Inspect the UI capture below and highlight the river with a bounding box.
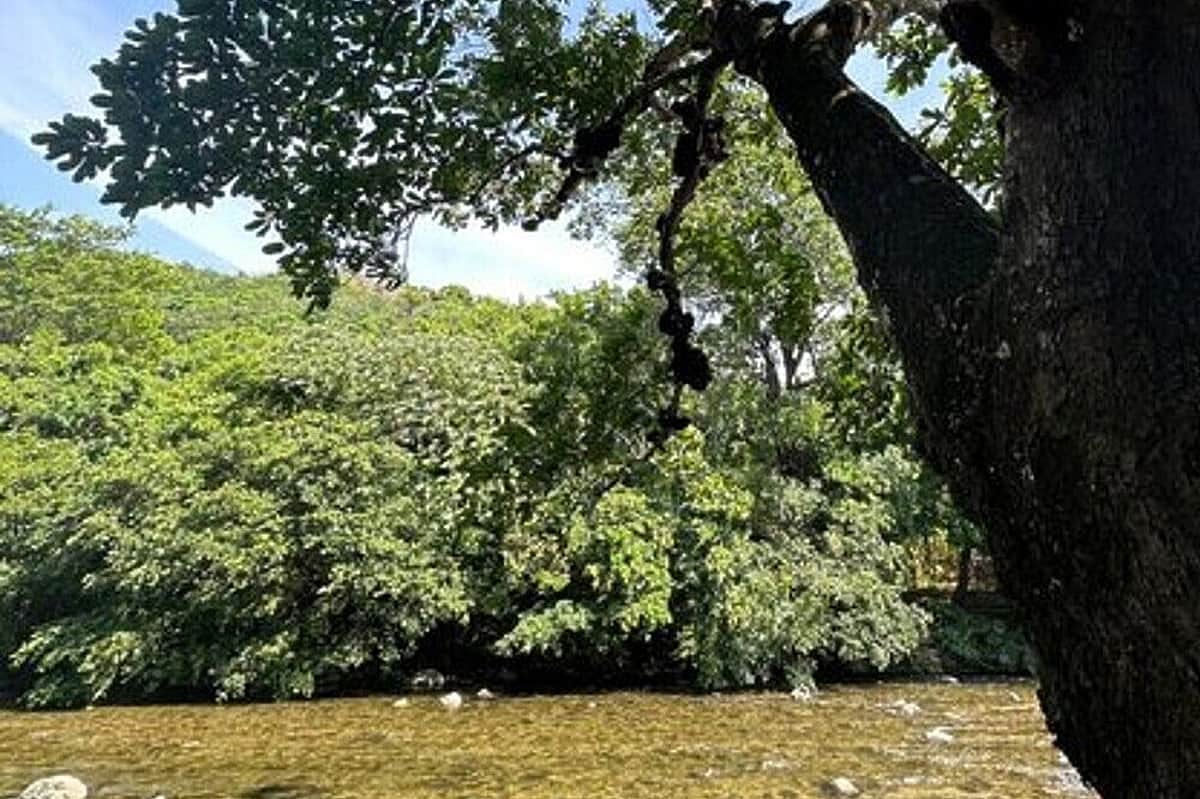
[0,681,1094,798]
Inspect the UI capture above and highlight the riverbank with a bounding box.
[0,595,1031,714]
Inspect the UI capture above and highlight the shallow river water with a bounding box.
[0,681,1095,798]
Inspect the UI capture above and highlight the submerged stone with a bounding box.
[18,775,88,799]
[925,727,956,744]
[882,699,921,717]
[827,776,860,796]
[790,685,816,702]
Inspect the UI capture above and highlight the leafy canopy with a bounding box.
[33,0,651,304]
[34,1,1000,306]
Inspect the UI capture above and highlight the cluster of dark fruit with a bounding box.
[669,98,729,180]
[646,267,711,397]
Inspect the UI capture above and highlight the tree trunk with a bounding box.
[953,546,973,601]
[748,3,1200,796]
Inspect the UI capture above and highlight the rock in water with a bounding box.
[924,727,955,744]
[391,698,410,708]
[827,777,860,796]
[439,691,464,710]
[18,775,88,799]
[882,699,921,717]
[789,685,815,702]
[476,688,495,700]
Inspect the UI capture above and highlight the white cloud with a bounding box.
[0,2,106,132]
[0,98,42,141]
[409,220,623,301]
[145,200,276,275]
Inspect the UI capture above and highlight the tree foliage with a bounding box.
[32,1,653,304]
[0,205,980,707]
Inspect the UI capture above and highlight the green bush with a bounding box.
[921,598,1033,676]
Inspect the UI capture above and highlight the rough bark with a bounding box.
[746,2,1200,796]
[983,4,1200,794]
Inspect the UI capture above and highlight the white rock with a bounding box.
[828,776,860,796]
[18,775,88,799]
[925,727,955,744]
[391,698,410,708]
[476,688,496,700]
[439,691,464,710]
[761,758,788,771]
[883,699,921,717]
[790,685,816,702]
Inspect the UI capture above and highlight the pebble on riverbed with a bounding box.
[439,691,464,710]
[391,698,410,708]
[826,776,860,796]
[924,726,956,744]
[17,775,88,799]
[881,699,921,717]
[790,685,816,702]
[476,688,496,700]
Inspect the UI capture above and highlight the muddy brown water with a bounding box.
[0,682,1095,798]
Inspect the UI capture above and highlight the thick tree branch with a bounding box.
[940,2,1022,99]
[745,0,1001,470]
[939,1,1085,101]
[524,53,725,230]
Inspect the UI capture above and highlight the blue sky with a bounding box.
[1,1,941,299]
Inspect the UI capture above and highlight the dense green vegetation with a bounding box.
[0,205,1019,708]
